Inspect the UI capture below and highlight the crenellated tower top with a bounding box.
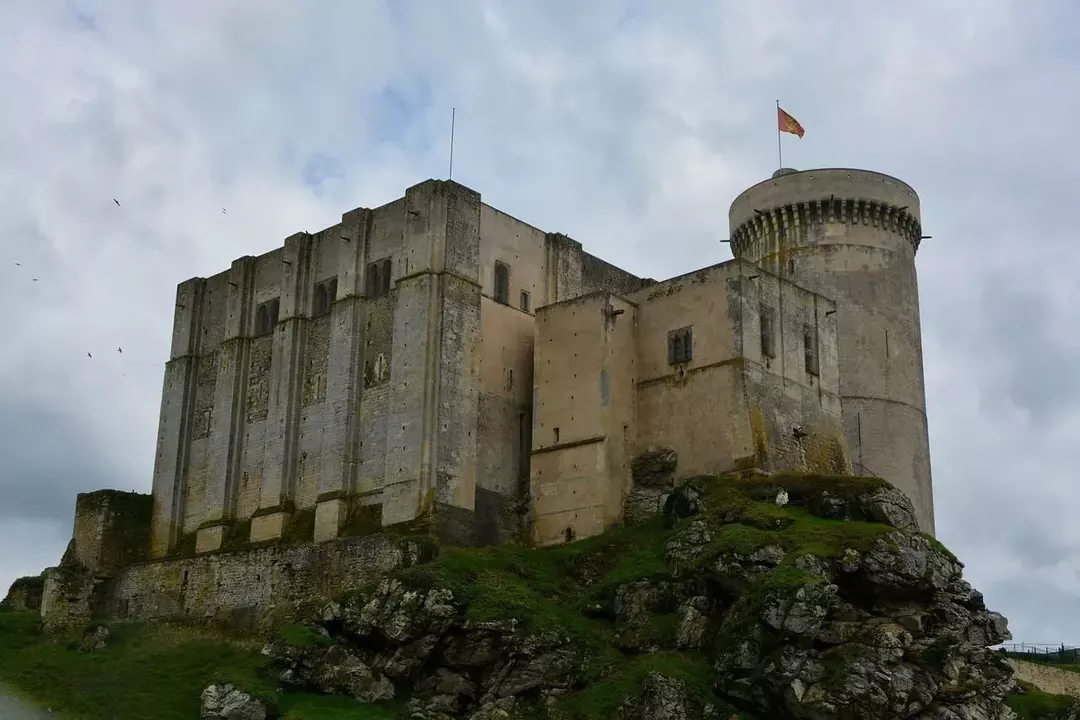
[728,168,924,260]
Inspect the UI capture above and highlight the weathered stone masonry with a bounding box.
[29,167,937,630]
[148,178,649,562]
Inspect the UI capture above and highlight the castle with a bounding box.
[27,167,936,628]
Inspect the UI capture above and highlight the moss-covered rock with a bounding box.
[254,473,1015,719]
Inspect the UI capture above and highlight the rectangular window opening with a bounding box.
[804,324,820,376]
[553,427,560,443]
[365,258,392,299]
[667,326,693,365]
[760,305,776,359]
[520,290,530,312]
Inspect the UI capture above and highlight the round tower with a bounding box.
[728,168,934,534]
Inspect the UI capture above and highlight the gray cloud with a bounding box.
[2,1,1079,645]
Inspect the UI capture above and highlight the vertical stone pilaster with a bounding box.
[149,277,204,558]
[197,257,255,553]
[251,233,311,543]
[381,181,482,532]
[314,209,370,542]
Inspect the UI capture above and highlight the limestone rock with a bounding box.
[632,448,678,487]
[77,624,109,652]
[200,684,269,720]
[625,449,679,524]
[618,673,715,719]
[261,473,1020,720]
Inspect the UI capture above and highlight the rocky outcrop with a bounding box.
[262,473,1018,719]
[200,684,270,720]
[624,448,679,525]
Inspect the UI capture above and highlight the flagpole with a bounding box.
[776,99,782,169]
[449,107,456,180]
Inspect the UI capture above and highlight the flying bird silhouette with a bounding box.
[13,262,20,266]
[222,209,227,214]
[87,352,92,358]
[113,199,121,207]
[32,278,38,282]
[117,347,123,353]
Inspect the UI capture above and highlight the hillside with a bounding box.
[1,472,1077,719]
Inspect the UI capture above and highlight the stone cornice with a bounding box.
[730,197,923,257]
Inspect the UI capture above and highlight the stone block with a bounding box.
[314,498,347,542]
[196,523,227,554]
[250,511,290,543]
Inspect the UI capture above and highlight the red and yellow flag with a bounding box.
[778,106,805,138]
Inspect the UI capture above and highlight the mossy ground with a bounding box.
[0,473,955,720]
[0,611,400,719]
[1006,687,1080,719]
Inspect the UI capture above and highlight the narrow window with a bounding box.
[326,277,337,307]
[554,427,560,443]
[564,527,575,543]
[269,298,280,326]
[255,305,268,336]
[494,262,510,305]
[365,263,379,298]
[804,324,820,376]
[380,258,392,296]
[760,305,776,359]
[667,327,693,365]
[520,290,530,312]
[312,284,327,316]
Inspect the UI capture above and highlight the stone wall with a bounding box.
[1008,659,1080,698]
[94,534,430,627]
[1,575,44,611]
[72,490,153,577]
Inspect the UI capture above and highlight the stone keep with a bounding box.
[148,178,648,560]
[728,168,935,533]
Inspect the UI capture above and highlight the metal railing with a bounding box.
[998,643,1080,665]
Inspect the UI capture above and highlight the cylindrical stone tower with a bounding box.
[729,168,934,534]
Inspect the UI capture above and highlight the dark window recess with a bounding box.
[494,262,510,305]
[365,258,393,298]
[804,324,820,376]
[760,306,776,359]
[254,298,280,336]
[520,290,530,312]
[312,277,337,316]
[667,327,693,365]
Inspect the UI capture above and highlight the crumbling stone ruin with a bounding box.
[11,167,939,637]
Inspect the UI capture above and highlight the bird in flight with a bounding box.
[222,208,227,215]
[32,278,38,282]
[117,347,123,353]
[13,262,20,266]
[87,352,92,358]
[113,199,121,207]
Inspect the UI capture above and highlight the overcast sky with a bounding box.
[2,1,1079,644]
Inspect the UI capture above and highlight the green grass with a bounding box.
[0,611,397,720]
[1006,688,1079,719]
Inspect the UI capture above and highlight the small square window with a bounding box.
[520,290,530,312]
[667,327,693,365]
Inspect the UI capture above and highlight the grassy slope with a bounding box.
[0,473,1059,719]
[0,611,398,719]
